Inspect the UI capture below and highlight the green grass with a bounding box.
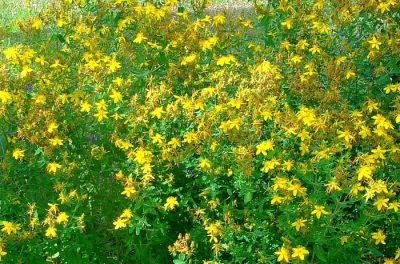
[0,0,57,47]
[0,0,50,28]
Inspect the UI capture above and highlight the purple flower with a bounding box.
[27,84,33,91]
[88,134,98,141]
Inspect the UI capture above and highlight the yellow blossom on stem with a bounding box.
[12,148,25,160]
[1,221,20,235]
[94,110,108,121]
[56,212,69,224]
[357,165,373,181]
[120,209,133,219]
[388,201,399,212]
[113,217,127,229]
[49,136,63,146]
[311,205,330,219]
[47,162,62,174]
[45,226,57,238]
[150,107,165,119]
[133,32,147,43]
[281,18,293,29]
[80,101,92,112]
[395,248,400,260]
[373,197,389,211]
[291,246,309,261]
[109,89,122,103]
[31,18,42,30]
[291,219,307,231]
[164,196,179,210]
[371,229,386,245]
[337,129,355,143]
[274,246,290,262]
[121,186,136,198]
[0,246,6,260]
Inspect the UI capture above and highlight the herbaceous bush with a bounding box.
[0,0,399,263]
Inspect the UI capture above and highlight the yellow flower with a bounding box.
[47,162,62,174]
[150,107,165,119]
[357,165,373,181]
[213,13,225,25]
[309,44,321,54]
[133,32,147,43]
[47,122,58,133]
[110,89,122,103]
[271,195,284,205]
[164,196,179,210]
[395,248,400,259]
[297,39,309,50]
[167,137,181,149]
[2,47,18,60]
[31,18,42,30]
[274,246,290,262]
[377,2,390,13]
[183,131,198,144]
[368,36,382,50]
[337,130,355,143]
[340,236,348,245]
[0,90,12,103]
[291,246,309,261]
[121,186,136,198]
[47,203,59,214]
[0,246,6,260]
[95,99,108,110]
[291,54,303,64]
[388,201,399,212]
[113,217,128,229]
[216,55,236,66]
[291,219,307,231]
[120,209,133,219]
[1,221,20,235]
[371,229,386,245]
[324,180,342,193]
[107,57,121,73]
[311,205,330,219]
[80,101,92,112]
[151,133,165,145]
[94,110,108,121]
[45,226,57,238]
[255,140,274,156]
[57,18,66,27]
[281,18,293,29]
[12,148,25,160]
[261,158,280,173]
[287,182,307,197]
[345,69,356,79]
[373,197,389,211]
[282,160,294,171]
[56,212,69,224]
[49,136,63,146]
[180,54,197,65]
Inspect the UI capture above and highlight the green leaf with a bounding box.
[255,16,271,28]
[370,248,384,257]
[0,132,7,159]
[314,244,327,263]
[244,192,253,204]
[173,260,184,264]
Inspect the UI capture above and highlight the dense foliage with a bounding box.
[0,0,399,263]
